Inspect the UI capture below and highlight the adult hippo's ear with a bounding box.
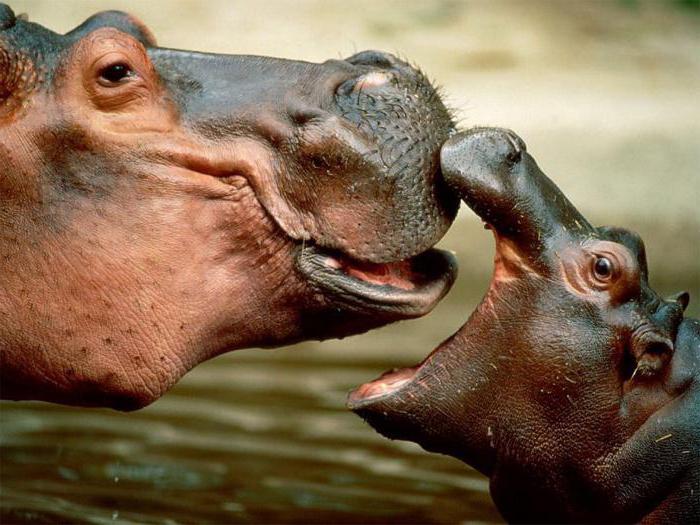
[66,10,157,47]
[1,4,19,114]
[0,4,16,30]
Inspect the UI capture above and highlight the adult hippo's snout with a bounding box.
[0,5,456,409]
[143,43,459,316]
[147,45,458,264]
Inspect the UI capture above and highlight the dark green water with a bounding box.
[1,218,698,524]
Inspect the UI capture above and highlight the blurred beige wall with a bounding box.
[11,0,700,305]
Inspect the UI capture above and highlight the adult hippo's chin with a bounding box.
[0,5,457,409]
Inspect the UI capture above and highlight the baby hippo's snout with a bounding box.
[440,128,592,266]
[441,127,527,195]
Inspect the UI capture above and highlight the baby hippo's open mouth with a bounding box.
[297,246,457,317]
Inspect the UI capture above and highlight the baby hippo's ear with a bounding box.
[667,291,690,312]
[626,292,689,386]
[1,4,18,108]
[440,128,594,268]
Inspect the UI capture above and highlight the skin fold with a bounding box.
[0,4,459,409]
[350,128,699,524]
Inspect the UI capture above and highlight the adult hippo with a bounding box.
[350,129,699,523]
[0,4,459,410]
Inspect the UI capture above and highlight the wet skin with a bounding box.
[0,4,458,409]
[350,128,699,523]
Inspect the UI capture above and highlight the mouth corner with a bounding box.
[296,245,458,317]
[346,365,419,414]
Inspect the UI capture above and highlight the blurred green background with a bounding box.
[2,1,698,524]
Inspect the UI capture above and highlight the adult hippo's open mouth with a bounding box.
[0,5,457,409]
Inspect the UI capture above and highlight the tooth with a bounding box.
[325,257,341,269]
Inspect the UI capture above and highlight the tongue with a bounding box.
[340,258,417,290]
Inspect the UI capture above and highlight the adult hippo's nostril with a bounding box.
[344,50,398,69]
[335,71,395,97]
[0,3,15,30]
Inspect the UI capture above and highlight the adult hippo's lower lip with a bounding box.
[297,246,457,316]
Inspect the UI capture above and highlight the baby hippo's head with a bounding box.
[349,128,697,523]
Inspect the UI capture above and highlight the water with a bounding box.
[0,324,499,524]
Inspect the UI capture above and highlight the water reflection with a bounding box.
[0,347,498,524]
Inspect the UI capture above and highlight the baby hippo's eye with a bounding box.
[98,63,134,85]
[594,256,613,280]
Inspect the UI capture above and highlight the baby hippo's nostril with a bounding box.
[504,130,527,164]
[345,50,398,69]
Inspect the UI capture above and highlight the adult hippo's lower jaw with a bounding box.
[349,128,698,523]
[0,6,456,409]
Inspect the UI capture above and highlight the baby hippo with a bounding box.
[349,128,699,524]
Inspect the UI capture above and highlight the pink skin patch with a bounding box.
[353,71,392,91]
[349,366,418,402]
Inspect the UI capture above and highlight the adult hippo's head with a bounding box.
[350,129,698,523]
[0,5,458,409]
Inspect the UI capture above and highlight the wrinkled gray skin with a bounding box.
[351,128,699,524]
[0,5,458,409]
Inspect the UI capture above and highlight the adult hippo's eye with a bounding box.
[98,62,134,85]
[594,256,613,280]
